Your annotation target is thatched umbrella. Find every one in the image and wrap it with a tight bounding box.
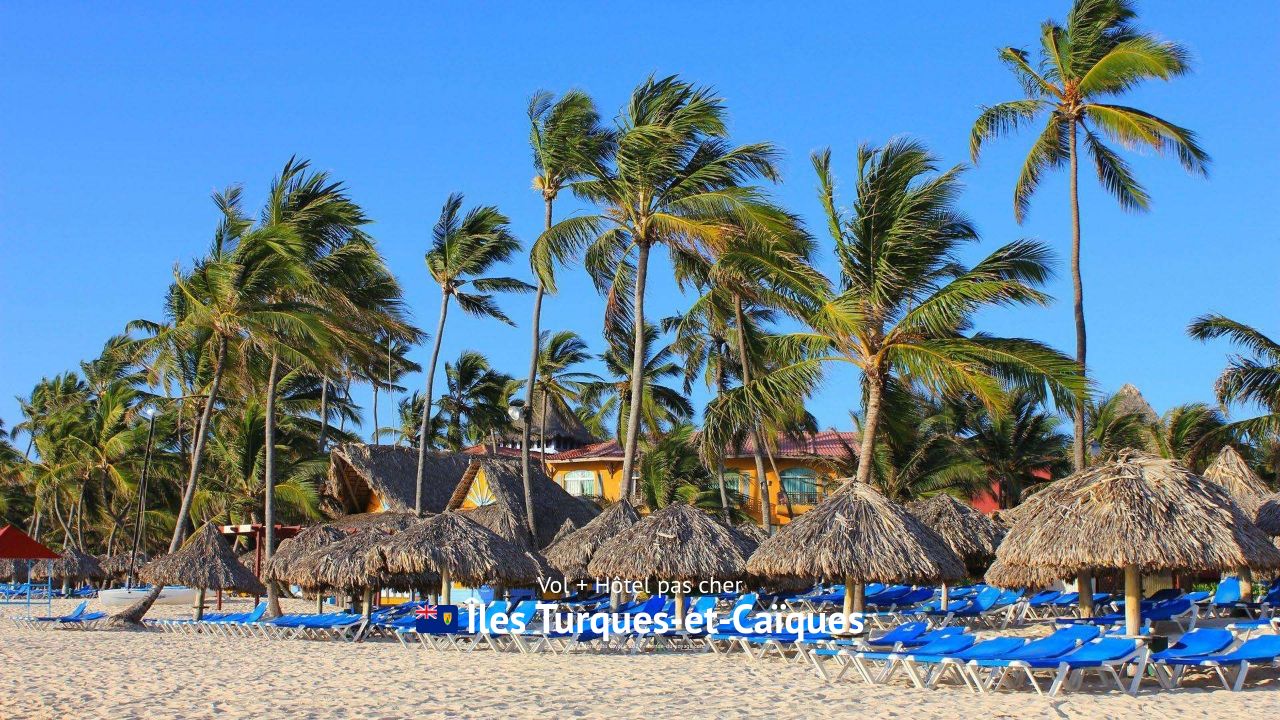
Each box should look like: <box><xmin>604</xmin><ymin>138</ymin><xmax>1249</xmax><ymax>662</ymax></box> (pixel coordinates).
<box><xmin>0</xmin><ymin>558</ymin><xmax>28</xmax><ymax>582</ymax></box>
<box><xmin>1257</xmin><ymin>494</ymin><xmax>1280</xmax><ymax>537</ymax></box>
<box><xmin>31</xmin><ymin>548</ymin><xmax>106</xmax><ymax>585</ymax></box>
<box><xmin>990</xmin><ymin>451</ymin><xmax>1280</xmax><ymax>636</ymax></box>
<box><xmin>543</xmin><ymin>500</ymin><xmax>640</xmax><ymax>583</ymax></box>
<box><xmin>908</xmin><ymin>493</ymin><xmax>1005</xmax><ymax>607</ymax></box>
<box><xmin>262</xmin><ymin>523</ymin><xmax>347</xmax><ymax>612</ymax></box>
<box><xmin>367</xmin><ymin>511</ymin><xmax>540</xmax><ymax>604</ymax></box>
<box><xmin>287</xmin><ymin>528</ymin><xmax>439</xmax><ymax>619</ymax></box>
<box><xmin>748</xmin><ymin>481</ymin><xmax>964</xmax><ymax>627</ymax></box>
<box><xmin>329</xmin><ymin>511</ymin><xmax>419</xmax><ymax>532</ymax></box>
<box><xmin>140</xmin><ymin>523</ymin><xmax>266</xmax><ymax>620</ymax></box>
<box><xmin>100</xmin><ymin>552</ymin><xmax>149</xmax><ymax>582</ymax></box>
<box><xmin>549</xmin><ymin>518</ymin><xmax>580</xmax><ymax>544</ymax></box>
<box><xmin>1203</xmin><ymin>445</ymin><xmax>1274</xmax><ymax>599</ymax></box>
<box><xmin>588</xmin><ymin>503</ymin><xmax>752</xmax><ymax>628</ymax></box>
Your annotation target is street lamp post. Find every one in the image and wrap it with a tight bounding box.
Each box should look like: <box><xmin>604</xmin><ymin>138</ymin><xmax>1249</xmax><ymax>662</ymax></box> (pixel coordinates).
<box><xmin>126</xmin><ymin>406</ymin><xmax>158</xmax><ymax>590</ymax></box>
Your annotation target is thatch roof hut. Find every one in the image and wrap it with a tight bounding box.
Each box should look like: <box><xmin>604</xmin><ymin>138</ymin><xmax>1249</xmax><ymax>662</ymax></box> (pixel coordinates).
<box><xmin>990</xmin><ymin>451</ymin><xmax>1280</xmax><ymax>635</ymax></box>
<box><xmin>287</xmin><ymin>528</ymin><xmax>439</xmax><ymax>611</ymax></box>
<box><xmin>550</xmin><ymin>518</ymin><xmax>580</xmax><ymax>544</ymax></box>
<box><xmin>329</xmin><ymin>511</ymin><xmax>420</xmax><ymax>532</ymax></box>
<box><xmin>1203</xmin><ymin>445</ymin><xmax>1270</xmax><ymax>518</ymax></box>
<box><xmin>907</xmin><ymin>494</ymin><xmax>1004</xmax><ymax>564</ymax></box>
<box><xmin>1257</xmin><ymin>495</ymin><xmax>1280</xmax><ymax>537</ymax></box>
<box><xmin>588</xmin><ymin>502</ymin><xmax>753</xmax><ymax>627</ymax></box>
<box><xmin>140</xmin><ymin>524</ymin><xmax>265</xmax><ymax>619</ymax></box>
<box><xmin>1113</xmin><ymin>383</ymin><xmax>1159</xmax><ymax>424</ymax></box>
<box><xmin>367</xmin><ymin>511</ymin><xmax>541</xmax><ymax>604</ymax></box>
<box><xmin>747</xmin><ymin>481</ymin><xmax>964</xmax><ymax>616</ymax></box>
<box><xmin>0</xmin><ymin>558</ymin><xmax>28</xmax><ymax>582</ymax></box>
<box><xmin>262</xmin><ymin>524</ymin><xmax>347</xmax><ymax>584</ymax></box>
<box><xmin>543</xmin><ymin>500</ymin><xmax>640</xmax><ymax>582</ymax></box>
<box><xmin>31</xmin><ymin>547</ymin><xmax>105</xmax><ymax>582</ymax></box>
<box><xmin>502</xmin><ymin>389</ymin><xmax>598</xmax><ymax>449</ymax></box>
<box><xmin>322</xmin><ymin>445</ymin><xmax>598</xmax><ymax>549</ymax></box>
<box><xmin>101</xmin><ymin>552</ymin><xmax>149</xmax><ymax>581</ymax></box>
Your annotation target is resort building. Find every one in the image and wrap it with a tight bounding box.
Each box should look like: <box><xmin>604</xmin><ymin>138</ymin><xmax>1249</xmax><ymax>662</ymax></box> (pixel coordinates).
<box><xmin>545</xmin><ymin>431</ymin><xmax>860</xmax><ymax>526</ymax></box>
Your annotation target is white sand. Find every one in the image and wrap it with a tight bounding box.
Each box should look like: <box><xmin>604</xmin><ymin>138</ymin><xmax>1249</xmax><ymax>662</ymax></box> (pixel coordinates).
<box><xmin>1</xmin><ymin>598</ymin><xmax>1276</xmax><ymax>719</ymax></box>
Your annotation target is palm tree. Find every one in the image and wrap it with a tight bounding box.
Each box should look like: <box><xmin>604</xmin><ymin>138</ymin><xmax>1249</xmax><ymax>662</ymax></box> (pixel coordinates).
<box><xmin>952</xmin><ymin>389</ymin><xmax>1071</xmax><ymax>507</ymax></box>
<box><xmin>970</xmin><ymin>0</ymin><xmax>1209</xmax><ymax>470</ymax></box>
<box><xmin>1084</xmin><ymin>390</ymin><xmax>1153</xmax><ymax>460</ymax></box>
<box><xmin>578</xmin><ymin>323</ymin><xmax>693</xmax><ymax>442</ymax></box>
<box><xmin>856</xmin><ymin>391</ymin><xmax>989</xmax><ymax>504</ymax></box>
<box><xmin>1188</xmin><ymin>314</ymin><xmax>1280</xmax><ymax>441</ymax></box>
<box><xmin>434</xmin><ymin>351</ymin><xmax>512</xmax><ymax>451</ymax></box>
<box><xmin>529</xmin><ymin>330</ymin><xmax>599</xmax><ymax>454</ymax></box>
<box><xmin>536</xmin><ymin>75</ymin><xmax>785</xmax><ymax>500</ymax></box>
<box><xmin>708</xmin><ymin>139</ymin><xmax>1085</xmax><ymax>507</ymax></box>
<box><xmin>520</xmin><ymin>90</ymin><xmax>613</xmax><ymax>539</ymax></box>
<box><xmin>414</xmin><ymin>193</ymin><xmax>532</xmax><ymax>515</ymax></box>
<box><xmin>1145</xmin><ymin>402</ymin><xmax>1228</xmax><ymax>472</ymax></box>
<box><xmin>356</xmin><ymin>333</ymin><xmax>419</xmax><ymax>446</ymax></box>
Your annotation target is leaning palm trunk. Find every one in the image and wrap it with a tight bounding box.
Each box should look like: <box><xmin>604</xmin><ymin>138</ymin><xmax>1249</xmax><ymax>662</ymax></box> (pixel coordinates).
<box><xmin>110</xmin><ymin>339</ymin><xmax>228</xmax><ymax>625</ymax></box>
<box><xmin>734</xmin><ymin>297</ymin><xmax>772</xmax><ymax>531</ymax></box>
<box><xmin>519</xmin><ymin>196</ymin><xmax>554</xmax><ymax>542</ymax></box>
<box><xmin>263</xmin><ymin>351</ymin><xmax>282</xmax><ymax>618</ymax></box>
<box><xmin>618</xmin><ymin>243</ymin><xmax>651</xmax><ymax>501</ymax></box>
<box><xmin>854</xmin><ymin>373</ymin><xmax>883</xmax><ymax>486</ymax></box>
<box><xmin>414</xmin><ymin>291</ymin><xmax>450</xmax><ymax>515</ymax></box>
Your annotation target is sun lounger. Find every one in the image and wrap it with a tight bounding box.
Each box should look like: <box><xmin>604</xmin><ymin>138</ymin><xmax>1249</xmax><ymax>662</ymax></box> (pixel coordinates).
<box><xmin>845</xmin><ymin>633</ymin><xmax>976</xmax><ymax>685</ymax></box>
<box><xmin>995</xmin><ymin>638</ymin><xmax>1147</xmax><ymax>695</ymax></box>
<box><xmin>966</xmin><ymin>625</ymin><xmax>1101</xmax><ymax>692</ymax></box>
<box><xmin>1157</xmin><ymin>634</ymin><xmax>1280</xmax><ymax>691</ymax></box>
<box><xmin>901</xmin><ymin>636</ymin><xmax>1027</xmax><ymax>689</ymax></box>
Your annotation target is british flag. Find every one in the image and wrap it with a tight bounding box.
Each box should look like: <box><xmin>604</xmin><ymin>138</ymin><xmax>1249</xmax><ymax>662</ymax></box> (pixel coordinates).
<box><xmin>414</xmin><ymin>605</ymin><xmax>439</xmax><ymax>620</ymax></box>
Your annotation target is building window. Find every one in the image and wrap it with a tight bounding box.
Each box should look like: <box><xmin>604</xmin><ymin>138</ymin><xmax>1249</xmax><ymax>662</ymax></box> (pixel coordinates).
<box><xmin>564</xmin><ymin>470</ymin><xmax>598</xmax><ymax>498</ymax></box>
<box><xmin>466</xmin><ymin>483</ymin><xmax>496</xmax><ymax>507</ymax></box>
<box><xmin>720</xmin><ymin>471</ymin><xmax>751</xmax><ymax>495</ymax></box>
<box><xmin>780</xmin><ymin>468</ymin><xmax>820</xmax><ymax>505</ymax></box>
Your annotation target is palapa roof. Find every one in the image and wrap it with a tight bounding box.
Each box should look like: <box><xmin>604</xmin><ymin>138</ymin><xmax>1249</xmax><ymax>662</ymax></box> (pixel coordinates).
<box><xmin>262</xmin><ymin>524</ymin><xmax>347</xmax><ymax>584</ymax></box>
<box><xmin>985</xmin><ymin>557</ymin><xmax>1074</xmax><ymax>589</ymax></box>
<box><xmin>322</xmin><ymin>445</ymin><xmax>598</xmax><ymax>550</ymax></box>
<box><xmin>1255</xmin><ymin>494</ymin><xmax>1280</xmax><ymax>536</ymax></box>
<box><xmin>31</xmin><ymin>547</ymin><xmax>106</xmax><ymax>581</ymax></box>
<box><xmin>329</xmin><ymin>511</ymin><xmax>420</xmax><ymax>532</ymax></box>
<box><xmin>464</xmin><ymin>457</ymin><xmax>599</xmax><ymax>550</ymax></box>
<box><xmin>503</xmin><ymin>390</ymin><xmax>597</xmax><ymax>445</ymax></box>
<box><xmin>991</xmin><ymin>451</ymin><xmax>1280</xmax><ymax>583</ymax></box>
<box><xmin>1113</xmin><ymin>383</ymin><xmax>1160</xmax><ymax>424</ymax></box>
<box><xmin>907</xmin><ymin>493</ymin><xmax>1005</xmax><ymax>564</ymax></box>
<box><xmin>367</xmin><ymin>511</ymin><xmax>541</xmax><ymax>587</ymax></box>
<box><xmin>101</xmin><ymin>552</ymin><xmax>149</xmax><ymax>579</ymax></box>
<box><xmin>140</xmin><ymin>523</ymin><xmax>266</xmax><ymax>593</ymax></box>
<box><xmin>1203</xmin><ymin>445</ymin><xmax>1271</xmax><ymax>517</ymax></box>
<box><xmin>543</xmin><ymin>500</ymin><xmax>640</xmax><ymax>581</ymax></box>
<box><xmin>288</xmin><ymin>527</ymin><xmax>439</xmax><ymax>593</ymax></box>
<box><xmin>747</xmin><ymin>481</ymin><xmax>965</xmax><ymax>584</ymax></box>
<box><xmin>0</xmin><ymin>559</ymin><xmax>28</xmax><ymax>581</ymax></box>
<box><xmin>587</xmin><ymin>503</ymin><xmax>752</xmax><ymax>582</ymax></box>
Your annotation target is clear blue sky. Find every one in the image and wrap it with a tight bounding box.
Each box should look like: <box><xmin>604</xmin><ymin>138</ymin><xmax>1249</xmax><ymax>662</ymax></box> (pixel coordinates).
<box><xmin>2</xmin><ymin>1</ymin><xmax>1277</xmax><ymax>439</ymax></box>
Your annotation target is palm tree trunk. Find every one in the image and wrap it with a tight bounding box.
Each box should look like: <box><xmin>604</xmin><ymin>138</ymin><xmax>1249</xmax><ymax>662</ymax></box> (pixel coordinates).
<box><xmin>263</xmin><ymin>351</ymin><xmax>283</xmax><ymax>618</ymax></box>
<box><xmin>1068</xmin><ymin>122</ymin><xmax>1087</xmax><ymax>473</ymax></box>
<box><xmin>855</xmin><ymin>372</ymin><xmax>883</xmax><ymax>486</ymax></box>
<box><xmin>733</xmin><ymin>296</ymin><xmax>772</xmax><ymax>532</ymax></box>
<box><xmin>371</xmin><ymin>384</ymin><xmax>379</xmax><ymax>446</ymax></box>
<box><xmin>716</xmin><ymin>462</ymin><xmax>730</xmax><ymax>523</ymax></box>
<box><xmin>619</xmin><ymin>242</ymin><xmax>651</xmax><ymax>501</ymax></box>
<box><xmin>415</xmin><ymin>291</ymin><xmax>450</xmax><ymax>515</ymax></box>
<box><xmin>764</xmin><ymin>443</ymin><xmax>793</xmax><ymax>525</ymax></box>
<box><xmin>317</xmin><ymin>376</ymin><xmax>329</xmax><ymax>450</ymax></box>
<box><xmin>520</xmin><ymin>197</ymin><xmax>553</xmax><ymax>544</ymax></box>
<box><xmin>110</xmin><ymin>338</ymin><xmax>228</xmax><ymax>625</ymax></box>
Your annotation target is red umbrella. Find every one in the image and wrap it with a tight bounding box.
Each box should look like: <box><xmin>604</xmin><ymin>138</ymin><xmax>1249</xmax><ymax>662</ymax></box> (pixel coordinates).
<box><xmin>0</xmin><ymin>526</ymin><xmax>59</xmax><ymax>560</ymax></box>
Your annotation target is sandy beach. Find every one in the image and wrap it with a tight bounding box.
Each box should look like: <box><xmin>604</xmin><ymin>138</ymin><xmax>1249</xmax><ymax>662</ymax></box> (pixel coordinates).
<box><xmin>0</xmin><ymin>599</ymin><xmax>1275</xmax><ymax>720</ymax></box>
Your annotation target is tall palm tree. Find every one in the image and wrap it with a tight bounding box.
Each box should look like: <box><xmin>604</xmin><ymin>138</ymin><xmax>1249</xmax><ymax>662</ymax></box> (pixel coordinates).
<box><xmin>856</xmin><ymin>391</ymin><xmax>989</xmax><ymax>504</ymax></box>
<box><xmin>521</xmin><ymin>90</ymin><xmax>612</xmax><ymax>538</ymax></box>
<box><xmin>706</xmin><ymin>139</ymin><xmax>1086</xmax><ymax>503</ymax></box>
<box><xmin>1188</xmin><ymin>314</ymin><xmax>1280</xmax><ymax>440</ymax></box>
<box><xmin>414</xmin><ymin>194</ymin><xmax>531</xmax><ymax>514</ymax></box>
<box><xmin>536</xmin><ymin>75</ymin><xmax>785</xmax><ymax>500</ymax></box>
<box><xmin>357</xmin><ymin>333</ymin><xmax>419</xmax><ymax>446</ymax></box>
<box><xmin>434</xmin><ymin>350</ymin><xmax>512</xmax><ymax>451</ymax></box>
<box><xmin>970</xmin><ymin>0</ymin><xmax>1209</xmax><ymax>470</ymax></box>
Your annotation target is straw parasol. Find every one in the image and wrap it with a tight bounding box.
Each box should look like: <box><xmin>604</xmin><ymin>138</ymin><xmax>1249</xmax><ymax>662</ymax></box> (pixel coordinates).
<box><xmin>366</xmin><ymin>511</ymin><xmax>541</xmax><ymax>605</ymax></box>
<box><xmin>588</xmin><ymin>503</ymin><xmax>753</xmax><ymax>628</ymax></box>
<box><xmin>31</xmin><ymin>547</ymin><xmax>106</xmax><ymax>583</ymax></box>
<box><xmin>140</xmin><ymin>523</ymin><xmax>266</xmax><ymax>619</ymax></box>
<box><xmin>989</xmin><ymin>450</ymin><xmax>1280</xmax><ymax>636</ymax></box>
<box><xmin>1203</xmin><ymin>446</ymin><xmax>1270</xmax><ymax>518</ymax></box>
<box><xmin>0</xmin><ymin>558</ymin><xmax>28</xmax><ymax>582</ymax></box>
<box><xmin>1257</xmin><ymin>494</ymin><xmax>1280</xmax><ymax>537</ymax></box>
<box><xmin>543</xmin><ymin>500</ymin><xmax>640</xmax><ymax>583</ymax></box>
<box><xmin>908</xmin><ymin>493</ymin><xmax>1005</xmax><ymax>606</ymax></box>
<box><xmin>287</xmin><ymin>527</ymin><xmax>439</xmax><ymax>618</ymax></box>
<box><xmin>748</xmin><ymin>480</ymin><xmax>964</xmax><ymax>625</ymax></box>
<box><xmin>262</xmin><ymin>524</ymin><xmax>347</xmax><ymax>585</ymax></box>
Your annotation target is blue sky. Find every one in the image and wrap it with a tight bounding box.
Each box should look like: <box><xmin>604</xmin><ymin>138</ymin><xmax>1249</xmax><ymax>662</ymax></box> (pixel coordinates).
<box><xmin>2</xmin><ymin>1</ymin><xmax>1277</xmax><ymax>440</ymax></box>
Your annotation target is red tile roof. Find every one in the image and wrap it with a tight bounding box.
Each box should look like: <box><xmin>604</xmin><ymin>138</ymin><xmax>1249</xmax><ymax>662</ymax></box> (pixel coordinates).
<box><xmin>545</xmin><ymin>431</ymin><xmax>860</xmax><ymax>463</ymax></box>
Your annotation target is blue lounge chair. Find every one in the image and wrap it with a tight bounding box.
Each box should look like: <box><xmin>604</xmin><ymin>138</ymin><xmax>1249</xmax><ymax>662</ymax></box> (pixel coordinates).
<box><xmin>1205</xmin><ymin>577</ymin><xmax>1242</xmax><ymax>616</ymax></box>
<box><xmin>1059</xmin><ymin>597</ymin><xmax>1197</xmax><ymax>633</ymax></box>
<box><xmin>967</xmin><ymin>625</ymin><xmax>1101</xmax><ymax>692</ymax></box>
<box><xmin>845</xmin><ymin>633</ymin><xmax>975</xmax><ymax>684</ymax></box>
<box><xmin>930</xmin><ymin>586</ymin><xmax>1003</xmax><ymax>627</ymax></box>
<box><xmin>901</xmin><ymin>637</ymin><xmax>1027</xmax><ymax>689</ymax></box>
<box><xmin>1002</xmin><ymin>638</ymin><xmax>1147</xmax><ymax>695</ymax></box>
<box><xmin>1140</xmin><ymin>628</ymin><xmax>1234</xmax><ymax>689</ymax></box>
<box><xmin>1158</xmin><ymin>634</ymin><xmax>1280</xmax><ymax>691</ymax></box>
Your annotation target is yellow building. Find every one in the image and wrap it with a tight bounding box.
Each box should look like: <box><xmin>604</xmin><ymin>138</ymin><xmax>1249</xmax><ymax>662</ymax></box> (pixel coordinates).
<box><xmin>545</xmin><ymin>432</ymin><xmax>857</xmax><ymax>526</ymax></box>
